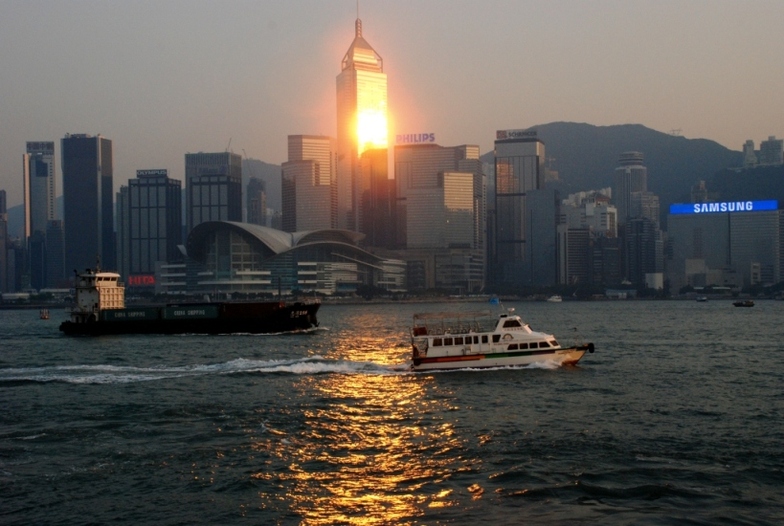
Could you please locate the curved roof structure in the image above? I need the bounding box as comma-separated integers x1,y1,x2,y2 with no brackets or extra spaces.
186,221,369,263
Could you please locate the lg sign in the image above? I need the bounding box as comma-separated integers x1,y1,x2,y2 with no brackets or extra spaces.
127,275,156,286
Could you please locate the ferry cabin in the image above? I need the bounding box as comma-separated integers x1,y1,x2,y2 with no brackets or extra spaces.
411,311,562,359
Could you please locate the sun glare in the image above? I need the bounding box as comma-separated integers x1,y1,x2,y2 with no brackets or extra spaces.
357,108,388,155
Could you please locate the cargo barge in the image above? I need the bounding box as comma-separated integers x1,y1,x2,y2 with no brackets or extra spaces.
59,268,319,336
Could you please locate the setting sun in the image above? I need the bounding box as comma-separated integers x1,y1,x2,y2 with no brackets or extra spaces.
357,108,388,155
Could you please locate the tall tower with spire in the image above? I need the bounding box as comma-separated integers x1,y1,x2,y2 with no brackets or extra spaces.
336,18,388,230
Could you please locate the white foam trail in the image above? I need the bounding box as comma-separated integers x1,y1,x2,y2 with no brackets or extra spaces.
0,356,405,385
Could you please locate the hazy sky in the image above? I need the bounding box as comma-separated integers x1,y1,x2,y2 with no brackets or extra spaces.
2,0,783,208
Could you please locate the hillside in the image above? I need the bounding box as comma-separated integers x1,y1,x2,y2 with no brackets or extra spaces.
481,122,744,212
4,123,754,237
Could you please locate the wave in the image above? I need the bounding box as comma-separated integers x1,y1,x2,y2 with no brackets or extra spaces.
0,356,404,385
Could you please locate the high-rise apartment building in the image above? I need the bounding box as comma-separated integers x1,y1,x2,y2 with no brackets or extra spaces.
759,136,784,166
743,140,758,167
116,170,182,285
282,135,337,232
61,133,114,273
185,152,242,233
559,193,619,287
336,18,388,230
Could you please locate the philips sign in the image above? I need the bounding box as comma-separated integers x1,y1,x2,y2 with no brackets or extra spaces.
669,200,778,215
396,133,435,144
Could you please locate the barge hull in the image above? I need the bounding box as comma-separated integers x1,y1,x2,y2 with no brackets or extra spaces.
59,302,319,336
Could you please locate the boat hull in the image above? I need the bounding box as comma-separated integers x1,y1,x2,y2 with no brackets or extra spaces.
411,343,593,372
59,301,319,336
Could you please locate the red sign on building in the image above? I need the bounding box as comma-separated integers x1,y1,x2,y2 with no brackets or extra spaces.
127,274,156,287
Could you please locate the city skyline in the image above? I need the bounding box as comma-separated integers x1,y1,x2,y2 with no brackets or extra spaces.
2,0,784,209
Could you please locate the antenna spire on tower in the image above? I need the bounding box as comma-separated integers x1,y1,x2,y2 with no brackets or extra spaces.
355,0,362,36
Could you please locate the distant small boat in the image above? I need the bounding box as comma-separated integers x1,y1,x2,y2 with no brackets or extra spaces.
546,295,563,303
696,296,708,302
39,308,50,320
733,300,754,307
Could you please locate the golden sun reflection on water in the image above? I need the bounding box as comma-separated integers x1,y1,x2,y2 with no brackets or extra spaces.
251,367,474,523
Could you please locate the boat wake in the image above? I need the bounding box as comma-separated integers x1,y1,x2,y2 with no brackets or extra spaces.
0,356,403,385
423,359,564,373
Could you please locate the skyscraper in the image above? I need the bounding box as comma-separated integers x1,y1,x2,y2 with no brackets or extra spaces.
612,151,647,225
185,152,242,233
23,142,56,289
492,129,551,289
359,148,394,248
759,136,784,166
246,177,267,226
45,220,65,287
393,142,486,293
336,18,388,230
23,142,56,239
116,169,182,285
61,134,114,273
0,189,7,292
281,135,337,232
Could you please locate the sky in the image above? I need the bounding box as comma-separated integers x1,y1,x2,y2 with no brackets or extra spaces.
2,0,784,209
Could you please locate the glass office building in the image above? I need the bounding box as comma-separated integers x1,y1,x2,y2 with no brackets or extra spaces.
185,152,242,233
391,143,486,293
61,133,114,272
23,142,56,239
492,130,551,288
336,18,388,230
282,135,337,232
667,200,782,290
116,170,182,285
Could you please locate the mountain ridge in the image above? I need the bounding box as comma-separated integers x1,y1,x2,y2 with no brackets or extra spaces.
2,122,751,237
481,122,744,211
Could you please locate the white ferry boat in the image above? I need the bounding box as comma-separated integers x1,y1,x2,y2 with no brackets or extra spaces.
410,308,594,372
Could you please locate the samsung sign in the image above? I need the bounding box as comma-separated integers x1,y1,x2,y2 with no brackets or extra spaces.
669,200,778,215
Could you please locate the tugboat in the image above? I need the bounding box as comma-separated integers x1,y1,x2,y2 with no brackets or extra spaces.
732,300,755,307
59,267,319,335
410,308,594,372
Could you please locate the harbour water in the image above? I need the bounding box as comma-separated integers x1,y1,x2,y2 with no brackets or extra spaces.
2,300,783,524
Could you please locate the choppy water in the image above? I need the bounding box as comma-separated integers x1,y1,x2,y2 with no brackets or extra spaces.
2,300,783,525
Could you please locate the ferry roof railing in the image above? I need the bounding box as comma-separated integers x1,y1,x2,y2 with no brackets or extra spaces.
413,310,496,322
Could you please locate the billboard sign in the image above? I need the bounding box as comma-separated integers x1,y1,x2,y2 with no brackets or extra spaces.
137,169,168,177
669,200,778,215
395,133,435,144
127,274,156,287
496,129,537,140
